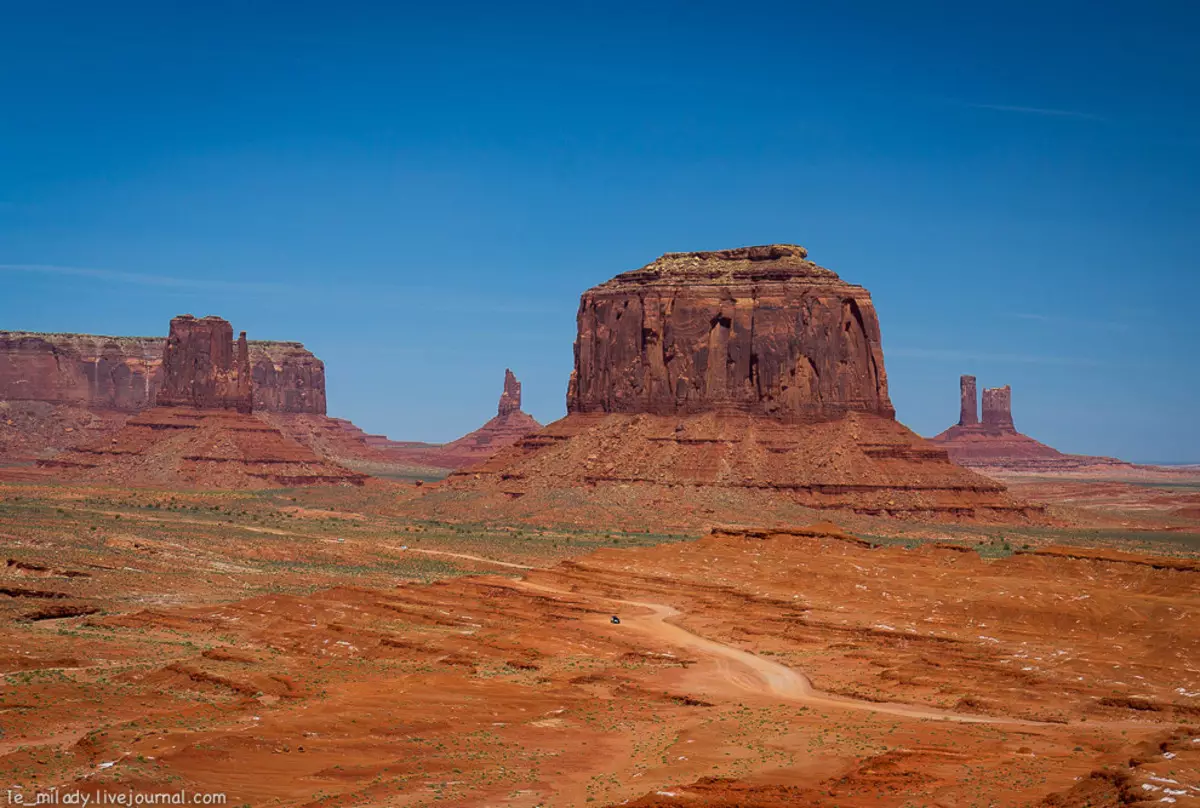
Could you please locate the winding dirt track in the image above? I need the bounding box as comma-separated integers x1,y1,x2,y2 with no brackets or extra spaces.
42,509,1041,725
511,579,1045,726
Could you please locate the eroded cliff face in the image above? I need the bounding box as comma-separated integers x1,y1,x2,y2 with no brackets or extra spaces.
0,331,326,414
439,245,1035,524
157,316,253,412
0,333,161,411
567,244,894,422
34,314,363,488
981,385,1014,430
251,342,327,414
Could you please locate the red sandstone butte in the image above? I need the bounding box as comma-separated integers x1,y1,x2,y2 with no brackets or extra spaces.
568,244,893,421
981,384,1014,431
38,315,364,489
437,245,1035,523
0,331,326,415
930,375,1132,473
156,315,253,412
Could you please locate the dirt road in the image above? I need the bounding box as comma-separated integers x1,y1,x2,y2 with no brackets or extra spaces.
512,579,1044,726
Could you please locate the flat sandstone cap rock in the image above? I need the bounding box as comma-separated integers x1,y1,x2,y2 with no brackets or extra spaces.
601,244,843,288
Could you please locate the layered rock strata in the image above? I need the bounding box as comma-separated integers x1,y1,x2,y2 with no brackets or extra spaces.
439,245,1036,523
156,316,253,413
43,408,367,488
568,244,894,422
39,315,363,488
0,330,326,414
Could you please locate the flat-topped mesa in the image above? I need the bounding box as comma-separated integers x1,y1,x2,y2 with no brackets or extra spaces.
0,332,162,411
156,315,253,413
0,331,327,414
981,385,1014,431
567,244,894,422
497,368,521,417
959,375,979,426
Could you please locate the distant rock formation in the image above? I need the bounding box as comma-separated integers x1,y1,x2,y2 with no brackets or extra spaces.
958,375,979,426
435,369,543,467
0,332,162,412
250,342,326,414
497,369,522,417
435,246,1036,524
0,325,328,461
568,244,894,421
0,330,326,414
375,369,543,470
980,384,1014,430
156,315,253,413
36,315,364,489
930,376,1131,473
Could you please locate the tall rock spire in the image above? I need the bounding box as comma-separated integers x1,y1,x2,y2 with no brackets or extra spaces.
497,368,521,417
958,375,979,426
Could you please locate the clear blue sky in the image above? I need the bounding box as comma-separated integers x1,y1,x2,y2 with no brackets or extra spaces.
2,1,1197,462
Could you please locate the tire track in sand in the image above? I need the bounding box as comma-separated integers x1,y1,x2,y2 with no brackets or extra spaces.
511,579,1046,726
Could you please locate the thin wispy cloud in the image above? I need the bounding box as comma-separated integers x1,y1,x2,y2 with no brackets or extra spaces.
1005,311,1130,332
965,102,1107,122
0,263,285,293
889,347,1105,367
2,262,560,314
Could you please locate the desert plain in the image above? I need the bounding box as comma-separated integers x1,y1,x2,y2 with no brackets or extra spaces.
2,461,1200,808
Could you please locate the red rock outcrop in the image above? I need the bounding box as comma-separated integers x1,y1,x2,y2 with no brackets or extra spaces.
42,407,367,488
250,342,327,414
568,244,894,422
38,315,364,489
981,384,1014,430
256,413,453,480
0,327,329,460
376,369,543,470
0,332,161,411
930,377,1134,474
498,369,522,417
434,246,1036,524
0,331,326,414
156,316,253,413
959,375,979,426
